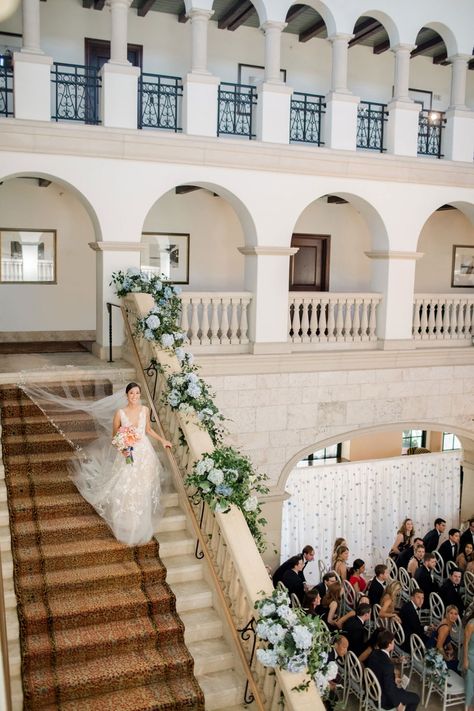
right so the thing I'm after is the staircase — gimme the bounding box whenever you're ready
[0,378,248,711]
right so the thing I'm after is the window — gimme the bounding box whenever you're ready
[442,433,461,451]
[402,429,426,453]
[298,443,342,467]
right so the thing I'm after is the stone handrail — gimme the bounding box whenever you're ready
[179,291,252,351]
[289,292,382,345]
[123,293,324,711]
[413,293,474,343]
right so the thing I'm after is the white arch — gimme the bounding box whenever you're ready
[413,21,458,58]
[415,200,474,251]
[349,8,400,48]
[284,0,336,36]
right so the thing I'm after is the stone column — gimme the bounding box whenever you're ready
[89,241,144,360]
[386,44,420,157]
[101,0,139,129]
[365,250,423,349]
[325,34,359,150]
[256,21,293,144]
[13,0,52,121]
[444,54,474,162]
[183,8,219,137]
[238,246,298,353]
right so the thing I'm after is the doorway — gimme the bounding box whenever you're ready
[85,38,143,71]
[289,234,330,291]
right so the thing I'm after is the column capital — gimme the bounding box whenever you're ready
[365,250,424,261]
[448,53,472,64]
[187,7,214,21]
[106,0,133,8]
[89,241,145,252]
[391,43,416,54]
[238,246,299,257]
[327,32,353,44]
[260,20,287,33]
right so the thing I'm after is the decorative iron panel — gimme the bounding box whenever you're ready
[290,92,325,145]
[217,82,256,139]
[51,63,101,124]
[417,109,445,158]
[357,101,387,152]
[0,56,13,118]
[138,73,183,131]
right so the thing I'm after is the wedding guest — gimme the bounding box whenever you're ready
[334,545,350,581]
[407,544,425,577]
[315,571,338,602]
[348,559,367,594]
[368,564,390,607]
[439,568,464,615]
[422,518,446,553]
[379,580,402,625]
[434,605,460,672]
[414,552,440,608]
[438,528,461,569]
[389,518,415,561]
[397,537,424,570]
[460,518,474,553]
[273,544,315,587]
[341,603,371,657]
[322,582,356,632]
[399,589,429,651]
[456,541,474,571]
[331,538,347,568]
[463,604,474,711]
[303,589,321,617]
[366,630,420,711]
[280,555,306,605]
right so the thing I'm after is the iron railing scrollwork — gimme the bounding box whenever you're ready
[290,92,325,145]
[51,62,101,124]
[138,72,183,132]
[0,55,13,118]
[417,109,445,158]
[218,82,257,139]
[238,617,258,705]
[357,101,387,152]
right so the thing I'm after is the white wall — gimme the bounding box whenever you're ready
[0,179,96,333]
[415,209,474,293]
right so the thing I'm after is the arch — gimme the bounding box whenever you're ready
[0,170,102,241]
[350,8,400,48]
[413,21,458,59]
[185,0,268,26]
[415,200,474,251]
[276,420,474,492]
[285,0,336,36]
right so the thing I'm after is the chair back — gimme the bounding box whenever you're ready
[391,618,405,648]
[410,632,426,664]
[318,559,327,580]
[372,603,381,629]
[347,649,363,686]
[364,667,382,710]
[276,581,288,593]
[409,576,420,594]
[429,592,445,627]
[385,556,398,581]
[343,579,356,612]
[398,566,411,601]
[432,550,444,582]
[445,560,457,578]
[464,570,474,598]
[290,592,302,608]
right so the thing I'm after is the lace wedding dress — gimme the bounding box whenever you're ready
[72,406,163,546]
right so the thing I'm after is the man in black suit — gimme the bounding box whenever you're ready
[366,630,420,711]
[439,568,464,615]
[438,528,460,570]
[341,603,371,657]
[399,589,429,651]
[368,564,389,607]
[272,545,315,587]
[414,552,440,608]
[422,518,446,553]
[397,537,424,570]
[315,571,338,600]
[460,519,474,553]
[280,555,306,604]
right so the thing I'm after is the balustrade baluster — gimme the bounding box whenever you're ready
[240,297,250,345]
[300,298,310,342]
[450,299,459,337]
[353,298,362,340]
[220,297,230,344]
[344,297,353,341]
[466,302,474,338]
[335,299,345,341]
[413,300,421,339]
[209,300,220,345]
[200,297,210,345]
[368,299,378,340]
[420,301,428,338]
[307,298,316,342]
[229,298,239,344]
[180,298,190,340]
[443,300,452,339]
[189,300,200,345]
[457,299,466,339]
[427,299,436,338]
[319,298,328,342]
[288,299,295,342]
[327,301,336,341]
[434,298,443,339]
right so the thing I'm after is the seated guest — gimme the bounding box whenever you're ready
[348,559,367,594]
[334,545,349,581]
[341,603,371,657]
[389,518,415,561]
[273,545,315,587]
[400,589,429,651]
[407,544,425,577]
[456,541,474,571]
[325,636,349,711]
[368,564,390,607]
[280,555,306,605]
[460,518,474,553]
[379,580,402,625]
[434,605,460,672]
[439,568,464,615]
[315,571,338,615]
[321,582,355,632]
[438,528,461,570]
[331,537,347,568]
[397,537,424,570]
[414,552,440,608]
[366,630,420,711]
[422,518,446,553]
[302,589,321,617]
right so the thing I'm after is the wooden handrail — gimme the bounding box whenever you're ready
[119,304,267,711]
[0,547,13,711]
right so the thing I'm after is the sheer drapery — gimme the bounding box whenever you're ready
[281,451,461,585]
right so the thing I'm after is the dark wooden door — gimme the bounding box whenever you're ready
[85,38,143,70]
[289,234,330,291]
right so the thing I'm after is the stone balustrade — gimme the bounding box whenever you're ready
[179,291,252,352]
[413,293,474,344]
[289,292,382,347]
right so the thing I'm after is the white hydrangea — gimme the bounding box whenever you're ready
[292,625,313,651]
[277,605,297,626]
[175,347,185,362]
[256,648,279,668]
[286,653,308,673]
[266,623,286,645]
[146,314,160,329]
[256,620,271,640]
[208,468,224,486]
[259,602,276,618]
[243,496,258,512]
[161,333,175,348]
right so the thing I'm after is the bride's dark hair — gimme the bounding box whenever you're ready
[125,382,141,394]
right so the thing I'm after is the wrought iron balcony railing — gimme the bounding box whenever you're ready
[138,72,183,132]
[217,82,257,139]
[417,109,445,158]
[289,92,325,145]
[0,55,13,118]
[51,62,101,124]
[357,100,387,152]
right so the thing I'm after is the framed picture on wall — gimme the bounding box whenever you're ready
[0,228,56,283]
[408,88,433,110]
[238,63,287,85]
[451,245,474,287]
[141,232,190,284]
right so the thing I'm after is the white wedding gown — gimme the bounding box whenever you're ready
[73,406,163,546]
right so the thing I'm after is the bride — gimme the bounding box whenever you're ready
[72,381,172,546]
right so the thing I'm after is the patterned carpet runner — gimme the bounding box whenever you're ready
[0,382,205,710]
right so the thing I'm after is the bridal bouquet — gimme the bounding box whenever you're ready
[112,426,141,465]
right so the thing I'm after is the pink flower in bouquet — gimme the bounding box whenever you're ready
[112,425,141,464]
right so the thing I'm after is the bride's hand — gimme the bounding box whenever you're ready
[162,439,172,449]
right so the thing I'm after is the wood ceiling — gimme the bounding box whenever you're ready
[78,0,474,69]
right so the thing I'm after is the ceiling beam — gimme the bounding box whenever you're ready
[432,51,449,65]
[178,11,189,23]
[175,185,201,195]
[82,0,94,7]
[373,39,389,54]
[436,204,455,211]
[349,19,383,48]
[218,1,255,31]
[327,195,348,204]
[137,0,155,17]
[469,58,474,70]
[411,35,444,58]
[285,4,307,23]
[94,0,106,9]
[299,19,326,43]
[38,179,51,188]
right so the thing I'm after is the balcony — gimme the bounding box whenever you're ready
[0,55,13,118]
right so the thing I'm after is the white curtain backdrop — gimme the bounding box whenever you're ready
[281,451,461,587]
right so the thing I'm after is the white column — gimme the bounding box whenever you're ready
[89,241,144,360]
[238,246,297,353]
[101,0,139,129]
[262,20,284,84]
[325,34,359,150]
[183,8,219,137]
[14,0,52,121]
[256,21,292,144]
[365,250,423,349]
[387,44,420,157]
[444,54,474,162]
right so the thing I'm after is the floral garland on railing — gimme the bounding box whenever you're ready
[112,268,269,551]
[254,589,336,696]
[425,648,448,686]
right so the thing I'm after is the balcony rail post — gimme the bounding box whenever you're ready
[179,292,252,350]
[413,294,474,344]
[218,82,257,139]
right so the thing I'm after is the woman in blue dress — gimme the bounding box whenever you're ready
[464,605,474,711]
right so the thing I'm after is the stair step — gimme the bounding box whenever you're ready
[172,579,213,612]
[0,380,113,401]
[197,669,243,711]
[156,529,194,557]
[1,411,96,437]
[180,608,223,643]
[6,468,78,496]
[165,554,204,585]
[156,506,187,532]
[3,430,96,456]
[189,638,235,675]
[9,492,94,521]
